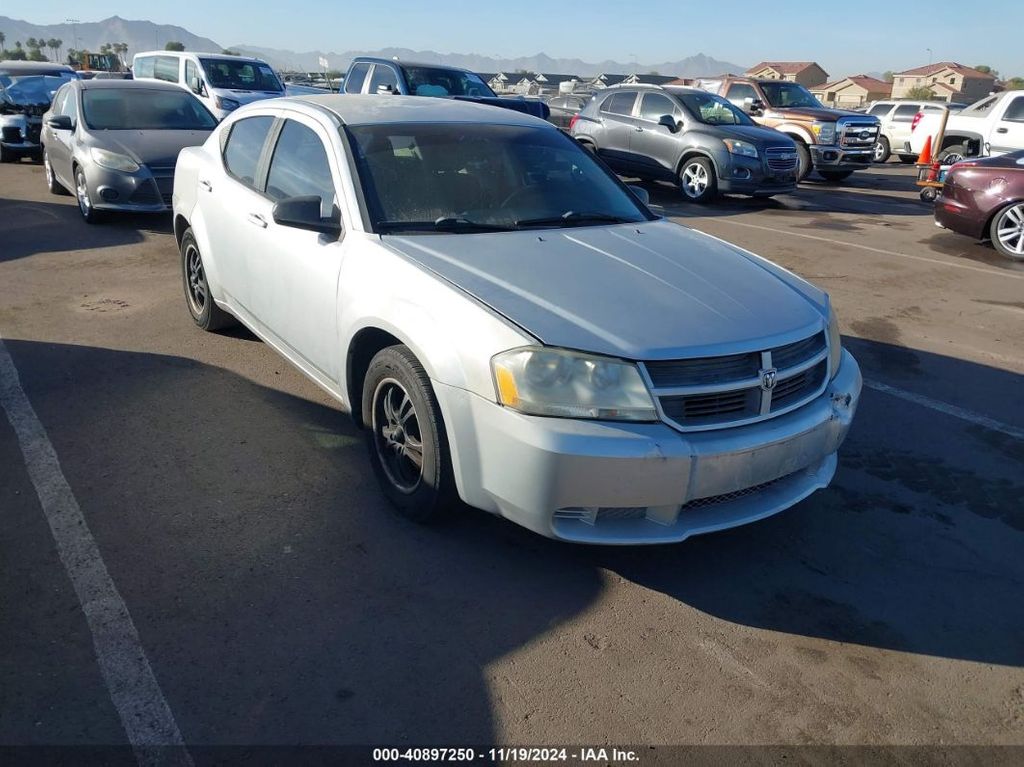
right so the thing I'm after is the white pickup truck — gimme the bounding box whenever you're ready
[909,90,1024,163]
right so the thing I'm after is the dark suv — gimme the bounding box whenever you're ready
[571,85,798,202]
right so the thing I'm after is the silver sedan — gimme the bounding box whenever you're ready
[41,78,217,223]
[173,95,862,544]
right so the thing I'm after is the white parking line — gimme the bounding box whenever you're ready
[864,378,1024,441]
[0,337,191,766]
[695,218,1024,281]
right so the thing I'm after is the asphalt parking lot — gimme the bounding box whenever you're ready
[1,159,1022,755]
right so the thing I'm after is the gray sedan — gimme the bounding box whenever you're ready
[41,79,217,223]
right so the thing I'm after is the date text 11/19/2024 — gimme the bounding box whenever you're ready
[372,747,641,762]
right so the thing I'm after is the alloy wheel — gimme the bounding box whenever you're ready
[872,141,886,162]
[184,244,208,315]
[995,204,1024,257]
[75,170,91,216]
[682,162,708,198]
[372,378,424,494]
[44,153,53,187]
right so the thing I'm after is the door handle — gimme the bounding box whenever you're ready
[996,127,1008,134]
[247,213,267,228]
[635,126,644,133]
[199,179,212,192]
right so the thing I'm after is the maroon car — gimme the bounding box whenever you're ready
[934,149,1024,261]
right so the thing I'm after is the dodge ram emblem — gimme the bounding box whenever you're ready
[760,368,778,390]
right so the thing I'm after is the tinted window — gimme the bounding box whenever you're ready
[223,115,275,188]
[82,88,216,130]
[892,104,920,121]
[759,82,821,108]
[399,66,495,97]
[347,123,650,232]
[154,56,180,83]
[868,103,891,116]
[368,64,399,94]
[726,82,758,104]
[200,58,282,92]
[1003,96,1024,122]
[265,121,337,217]
[345,63,370,94]
[639,93,676,121]
[601,92,636,116]
[134,56,155,80]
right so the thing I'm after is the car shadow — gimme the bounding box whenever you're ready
[0,196,171,262]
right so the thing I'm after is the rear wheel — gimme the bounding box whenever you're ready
[795,142,812,181]
[362,345,455,523]
[819,170,854,182]
[678,157,717,203]
[43,149,69,195]
[937,144,972,166]
[872,136,891,163]
[990,202,1024,261]
[180,228,236,331]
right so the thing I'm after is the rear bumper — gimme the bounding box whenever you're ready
[934,194,986,239]
[439,349,862,545]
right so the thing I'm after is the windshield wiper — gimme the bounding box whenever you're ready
[514,211,633,229]
[376,217,516,234]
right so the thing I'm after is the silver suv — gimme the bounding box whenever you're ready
[865,99,967,163]
[571,85,799,202]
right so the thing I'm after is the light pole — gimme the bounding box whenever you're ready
[65,18,79,51]
[926,48,932,65]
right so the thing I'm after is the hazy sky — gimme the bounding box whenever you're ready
[16,1,1024,76]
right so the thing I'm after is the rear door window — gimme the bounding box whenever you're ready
[345,63,370,94]
[1002,96,1024,122]
[892,104,920,122]
[601,92,637,116]
[154,56,180,83]
[223,115,276,189]
[868,103,891,117]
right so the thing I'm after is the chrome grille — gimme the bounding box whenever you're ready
[839,120,879,148]
[765,147,798,172]
[641,331,829,432]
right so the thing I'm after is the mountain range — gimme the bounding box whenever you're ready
[0,15,745,77]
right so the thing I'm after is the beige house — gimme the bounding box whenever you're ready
[811,75,891,108]
[745,61,829,88]
[890,62,996,103]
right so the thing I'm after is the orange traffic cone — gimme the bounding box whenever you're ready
[917,135,933,166]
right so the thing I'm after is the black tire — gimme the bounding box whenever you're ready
[872,136,891,163]
[920,187,937,203]
[795,142,812,182]
[937,144,972,166]
[819,170,854,183]
[898,155,917,164]
[989,202,1024,261]
[180,228,236,331]
[74,166,103,224]
[43,149,69,195]
[362,345,455,523]
[678,156,717,203]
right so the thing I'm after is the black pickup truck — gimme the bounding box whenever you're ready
[343,57,550,121]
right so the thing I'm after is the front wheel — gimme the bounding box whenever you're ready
[819,170,854,182]
[872,136,891,163]
[180,228,236,331]
[362,345,455,523]
[74,166,103,224]
[990,202,1024,261]
[795,143,812,181]
[678,157,717,203]
[44,149,69,195]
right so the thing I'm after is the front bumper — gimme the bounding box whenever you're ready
[718,154,798,196]
[810,144,873,171]
[82,163,174,213]
[1,116,42,156]
[440,349,862,544]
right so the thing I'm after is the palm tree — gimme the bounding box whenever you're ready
[0,31,6,51]
[48,38,63,62]
[114,42,128,66]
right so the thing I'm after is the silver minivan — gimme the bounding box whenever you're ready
[132,51,284,120]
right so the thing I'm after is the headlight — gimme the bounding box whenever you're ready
[492,347,657,421]
[90,147,140,172]
[215,96,240,111]
[723,139,758,158]
[827,307,842,379]
[811,121,836,145]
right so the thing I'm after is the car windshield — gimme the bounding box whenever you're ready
[199,58,283,92]
[82,89,218,130]
[399,65,496,98]
[759,82,822,109]
[347,123,651,234]
[0,73,77,105]
[675,92,754,126]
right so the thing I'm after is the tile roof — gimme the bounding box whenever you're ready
[896,62,996,79]
[747,61,821,75]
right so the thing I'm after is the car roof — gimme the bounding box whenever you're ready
[132,50,269,64]
[278,94,553,128]
[352,57,476,74]
[75,79,193,91]
[0,60,76,74]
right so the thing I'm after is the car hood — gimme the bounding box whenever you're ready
[216,89,284,105]
[708,123,796,147]
[0,99,50,117]
[765,106,863,122]
[88,129,214,167]
[382,220,827,360]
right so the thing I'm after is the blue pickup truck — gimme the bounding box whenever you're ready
[342,57,550,121]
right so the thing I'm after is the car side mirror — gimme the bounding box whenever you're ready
[658,114,680,132]
[743,97,765,115]
[376,84,395,95]
[627,184,650,206]
[188,75,204,95]
[46,115,73,131]
[272,196,342,235]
